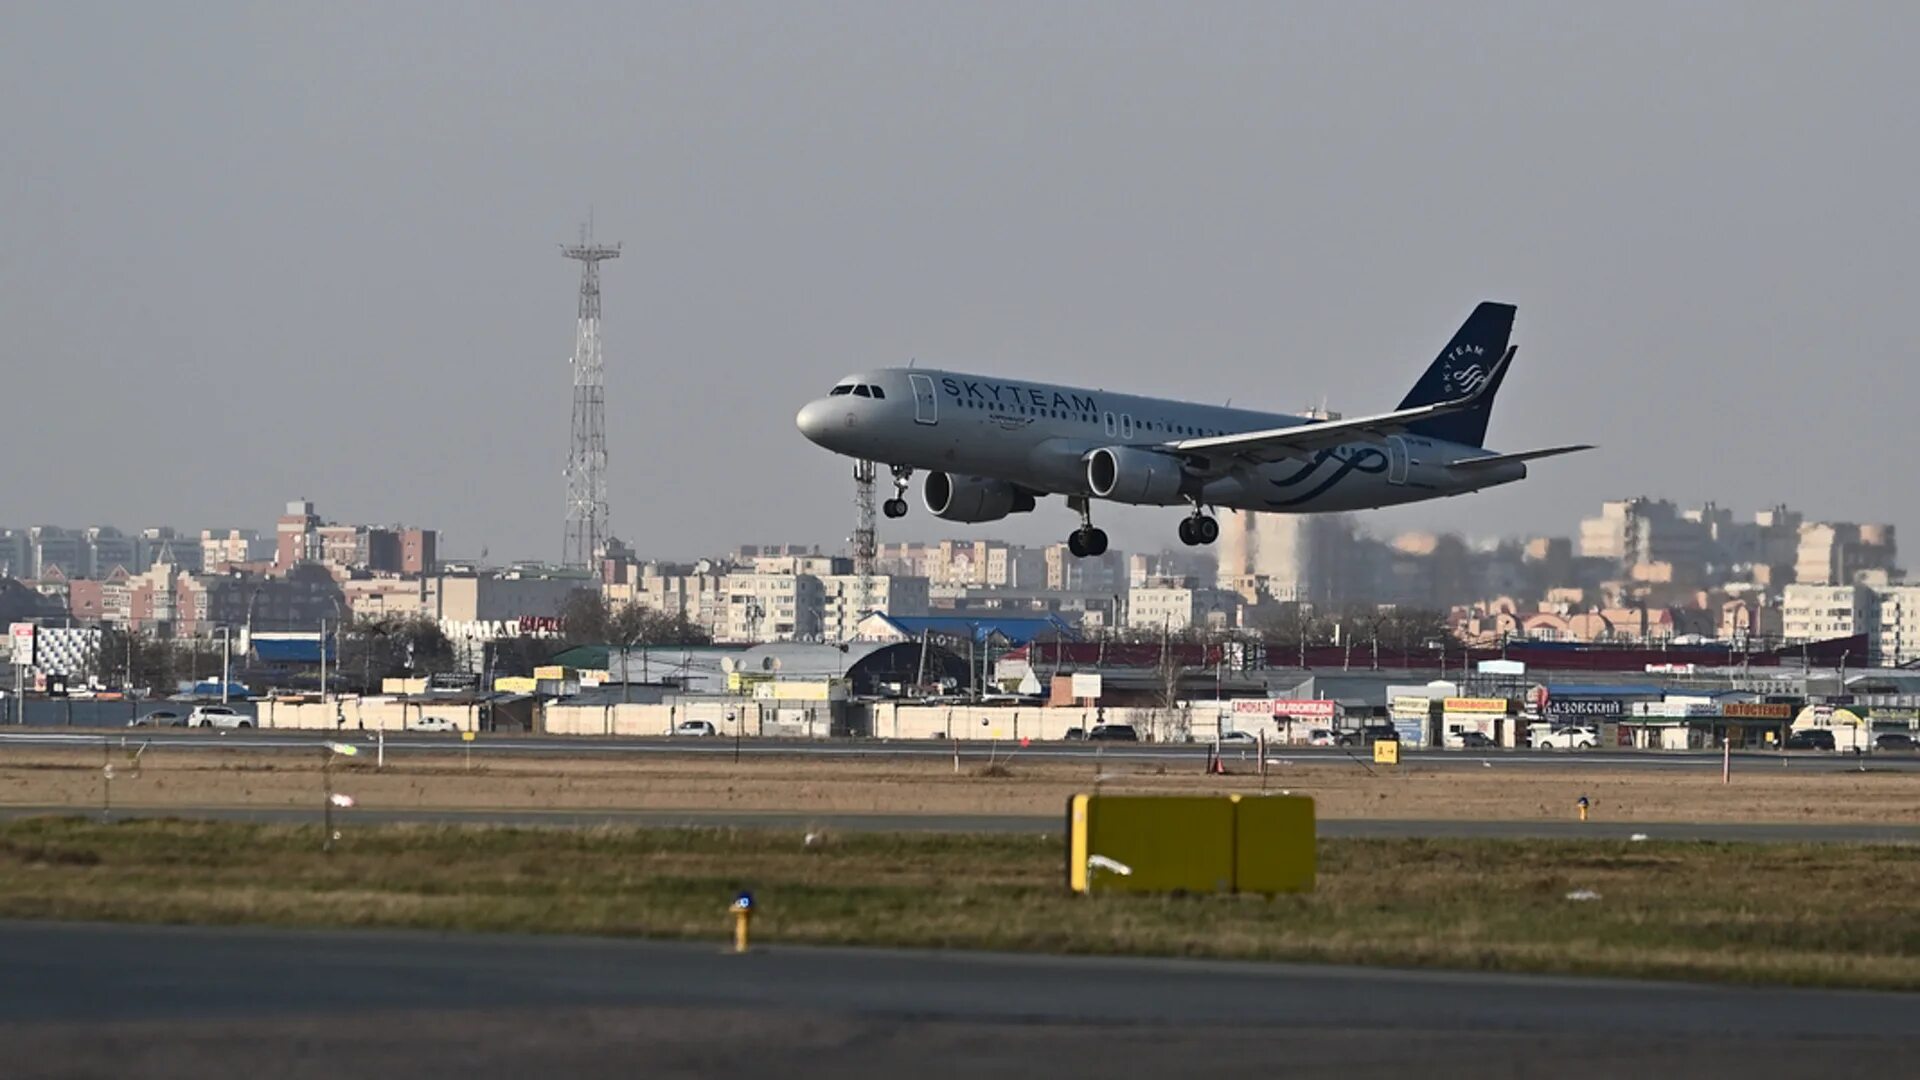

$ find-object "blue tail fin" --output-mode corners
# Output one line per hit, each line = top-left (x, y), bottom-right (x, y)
(1397, 301), (1516, 448)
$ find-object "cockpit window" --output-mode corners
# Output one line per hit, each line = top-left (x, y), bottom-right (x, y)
(853, 385), (872, 397)
(869, 386), (885, 399)
(829, 385), (854, 396)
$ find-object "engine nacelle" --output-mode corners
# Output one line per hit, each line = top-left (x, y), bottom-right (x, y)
(923, 472), (1036, 523)
(1087, 446), (1187, 505)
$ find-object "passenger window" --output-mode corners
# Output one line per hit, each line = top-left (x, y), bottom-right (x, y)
(853, 385), (872, 397)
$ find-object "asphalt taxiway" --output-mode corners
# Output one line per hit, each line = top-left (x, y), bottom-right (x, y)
(0, 921), (1911, 1078)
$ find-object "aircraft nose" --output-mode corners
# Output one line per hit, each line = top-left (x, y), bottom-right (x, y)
(796, 399), (835, 444)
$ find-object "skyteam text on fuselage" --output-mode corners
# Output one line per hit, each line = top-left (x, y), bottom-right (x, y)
(795, 302), (1591, 558)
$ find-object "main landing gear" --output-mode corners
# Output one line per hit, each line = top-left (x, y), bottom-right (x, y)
(881, 465), (913, 518)
(1066, 496), (1109, 558)
(1177, 508), (1219, 547)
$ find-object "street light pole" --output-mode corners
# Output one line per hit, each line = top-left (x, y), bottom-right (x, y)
(220, 626), (232, 705)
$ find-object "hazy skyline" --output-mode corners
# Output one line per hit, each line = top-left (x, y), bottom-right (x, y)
(4, 4), (1915, 564)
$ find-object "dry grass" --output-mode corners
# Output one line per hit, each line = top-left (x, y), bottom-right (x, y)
(3, 744), (1918, 824)
(1, 818), (1916, 989)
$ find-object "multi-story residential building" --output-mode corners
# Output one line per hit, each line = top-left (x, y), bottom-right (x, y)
(200, 529), (271, 572)
(1793, 523), (1898, 586)
(720, 570), (825, 641)
(1781, 583), (1878, 645)
(1126, 576), (1240, 634)
(1042, 542), (1125, 593)
(271, 500), (438, 578)
(1875, 586), (1920, 667)
(0, 529), (28, 578)
(819, 573), (932, 642)
(28, 526), (86, 579)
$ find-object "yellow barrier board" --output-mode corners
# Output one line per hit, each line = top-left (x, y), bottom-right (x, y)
(1068, 794), (1315, 895)
(1067, 794), (1235, 895)
(1373, 740), (1400, 765)
(1232, 794), (1316, 894)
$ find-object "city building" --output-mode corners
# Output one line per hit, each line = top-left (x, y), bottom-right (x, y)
(1781, 583), (1877, 645)
(1793, 523), (1898, 586)
(720, 570), (826, 642)
(1126, 577), (1240, 634)
(819, 574), (932, 642)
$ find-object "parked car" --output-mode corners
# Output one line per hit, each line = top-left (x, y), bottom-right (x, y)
(409, 717), (459, 733)
(1217, 730), (1259, 745)
(1458, 731), (1495, 749)
(187, 705), (251, 729)
(1535, 726), (1598, 750)
(1062, 727), (1087, 741)
(129, 709), (186, 728)
(1305, 728), (1336, 747)
(1785, 729), (1836, 751)
(1337, 725), (1399, 748)
(674, 720), (718, 737)
(1087, 723), (1139, 742)
(1873, 732), (1917, 752)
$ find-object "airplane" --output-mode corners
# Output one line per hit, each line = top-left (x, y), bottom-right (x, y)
(795, 302), (1590, 558)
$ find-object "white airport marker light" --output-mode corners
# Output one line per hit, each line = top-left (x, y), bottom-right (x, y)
(329, 793), (356, 809)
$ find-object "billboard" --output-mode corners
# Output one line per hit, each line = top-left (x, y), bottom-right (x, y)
(8, 623), (33, 667)
(1724, 702), (1793, 720)
(1443, 697), (1508, 714)
(1070, 672), (1103, 699)
(1545, 697), (1627, 719)
(1231, 698), (1336, 719)
(1390, 695), (1434, 717)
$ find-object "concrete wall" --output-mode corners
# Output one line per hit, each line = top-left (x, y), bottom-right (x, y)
(253, 697), (484, 731)
(865, 704), (1189, 742)
(543, 699), (768, 737)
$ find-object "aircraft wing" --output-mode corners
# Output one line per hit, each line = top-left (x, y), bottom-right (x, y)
(1446, 444), (1594, 471)
(1162, 346), (1516, 465)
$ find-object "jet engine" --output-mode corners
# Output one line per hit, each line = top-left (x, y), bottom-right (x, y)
(1087, 446), (1187, 505)
(923, 472), (1037, 523)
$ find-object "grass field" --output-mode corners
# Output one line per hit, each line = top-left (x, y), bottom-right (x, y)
(2, 817), (1916, 990)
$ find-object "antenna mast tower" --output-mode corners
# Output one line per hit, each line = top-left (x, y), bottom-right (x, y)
(850, 460), (877, 635)
(561, 222), (620, 568)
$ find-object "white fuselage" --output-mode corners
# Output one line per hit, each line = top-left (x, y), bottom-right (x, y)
(795, 367), (1527, 515)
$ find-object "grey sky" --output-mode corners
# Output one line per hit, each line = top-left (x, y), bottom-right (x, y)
(3, 3), (1915, 562)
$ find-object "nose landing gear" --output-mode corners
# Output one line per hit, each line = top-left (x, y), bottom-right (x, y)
(882, 465), (913, 518)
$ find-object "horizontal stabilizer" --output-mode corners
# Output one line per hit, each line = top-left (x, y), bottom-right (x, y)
(1448, 445), (1594, 471)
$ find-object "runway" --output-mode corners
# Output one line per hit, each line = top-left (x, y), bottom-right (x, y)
(5, 729), (1915, 773)
(0, 921), (1911, 1078)
(3, 802), (1916, 844)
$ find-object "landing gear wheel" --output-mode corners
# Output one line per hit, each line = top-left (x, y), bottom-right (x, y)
(882, 498), (908, 519)
(1195, 515), (1219, 545)
(1066, 496), (1106, 557)
(1072, 527), (1108, 557)
(1178, 518), (1198, 546)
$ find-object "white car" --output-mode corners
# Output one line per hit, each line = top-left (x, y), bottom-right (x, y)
(674, 720), (717, 737)
(1217, 730), (1259, 745)
(1306, 728), (1336, 747)
(188, 705), (252, 729)
(410, 717), (459, 733)
(1535, 726), (1598, 750)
